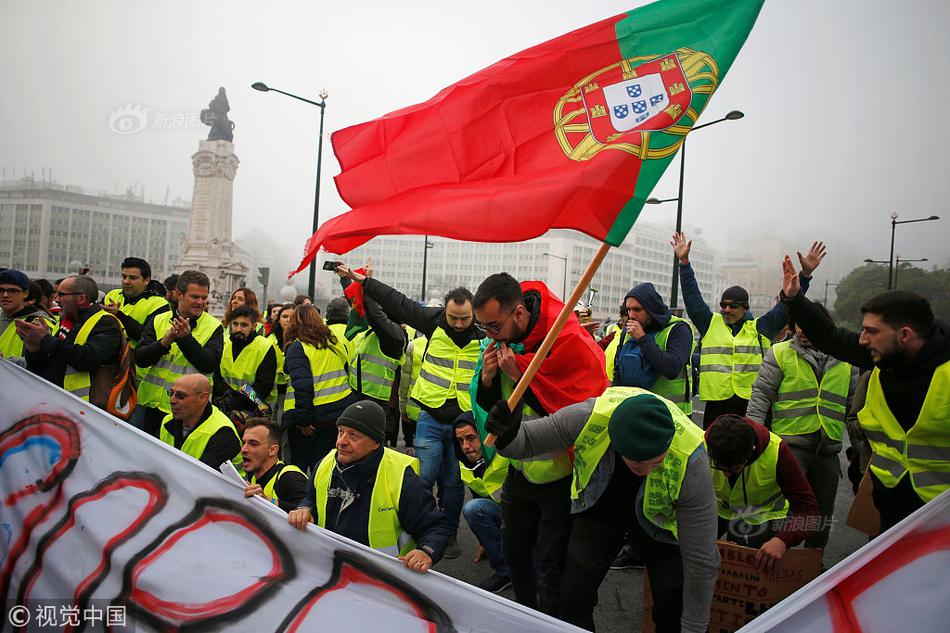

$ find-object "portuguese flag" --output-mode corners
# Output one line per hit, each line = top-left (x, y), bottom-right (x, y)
(292, 0), (765, 274)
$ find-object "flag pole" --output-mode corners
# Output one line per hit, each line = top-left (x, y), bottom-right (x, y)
(485, 241), (612, 447)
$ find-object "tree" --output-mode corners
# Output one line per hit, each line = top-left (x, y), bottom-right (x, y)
(833, 263), (949, 330)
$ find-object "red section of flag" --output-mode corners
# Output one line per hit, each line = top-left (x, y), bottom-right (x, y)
(291, 13), (639, 274)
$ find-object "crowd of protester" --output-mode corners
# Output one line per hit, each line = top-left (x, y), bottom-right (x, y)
(1, 233), (947, 632)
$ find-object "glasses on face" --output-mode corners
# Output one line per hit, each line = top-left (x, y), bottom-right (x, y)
(0, 287), (26, 296)
(474, 306), (517, 334)
(710, 451), (754, 473)
(719, 301), (748, 310)
(55, 291), (82, 298)
(167, 389), (197, 400)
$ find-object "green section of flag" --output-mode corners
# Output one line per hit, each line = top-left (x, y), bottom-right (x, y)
(604, 0), (765, 246)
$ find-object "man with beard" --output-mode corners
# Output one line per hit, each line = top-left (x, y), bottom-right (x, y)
(241, 417), (307, 511)
(781, 256), (950, 531)
(213, 305), (277, 430)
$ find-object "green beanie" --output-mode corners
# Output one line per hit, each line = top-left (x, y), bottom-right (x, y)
(607, 394), (675, 461)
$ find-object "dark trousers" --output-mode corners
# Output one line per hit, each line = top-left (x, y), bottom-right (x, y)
(701, 395), (750, 429)
(289, 424), (337, 474)
(871, 471), (926, 533)
(500, 468), (572, 616)
(718, 516), (775, 549)
(402, 416), (417, 448)
(559, 472), (683, 632)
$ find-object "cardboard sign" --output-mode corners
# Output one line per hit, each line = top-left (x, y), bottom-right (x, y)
(846, 469), (881, 537)
(643, 541), (821, 633)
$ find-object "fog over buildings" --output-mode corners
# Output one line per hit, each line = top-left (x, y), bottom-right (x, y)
(2, 0), (948, 305)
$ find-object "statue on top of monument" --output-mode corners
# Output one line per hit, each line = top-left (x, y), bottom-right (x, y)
(201, 87), (235, 142)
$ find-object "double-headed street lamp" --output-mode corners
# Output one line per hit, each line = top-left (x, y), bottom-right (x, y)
(895, 256), (928, 289)
(887, 212), (939, 290)
(543, 252), (568, 300)
(645, 109), (745, 309)
(252, 81), (328, 301)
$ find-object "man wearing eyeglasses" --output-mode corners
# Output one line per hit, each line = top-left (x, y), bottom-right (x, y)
(671, 233), (826, 428)
(1, 269), (53, 366)
(705, 414), (820, 573)
(17, 274), (122, 405)
(336, 264), (481, 561)
(159, 373), (242, 471)
(471, 272), (607, 615)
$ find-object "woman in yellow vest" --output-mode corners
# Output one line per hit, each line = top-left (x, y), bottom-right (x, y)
(266, 304), (294, 419)
(705, 414), (821, 570)
(282, 304), (356, 472)
(485, 388), (720, 632)
(746, 303), (857, 551)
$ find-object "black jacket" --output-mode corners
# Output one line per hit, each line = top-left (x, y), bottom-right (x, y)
(135, 309), (224, 374)
(25, 305), (122, 388)
(302, 446), (447, 561)
(213, 331), (277, 412)
(281, 340), (354, 430)
(248, 461), (308, 512)
(162, 403), (241, 469)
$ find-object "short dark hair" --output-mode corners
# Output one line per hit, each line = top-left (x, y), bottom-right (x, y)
(243, 417), (281, 445)
(706, 415), (757, 467)
(27, 281), (42, 305)
(861, 290), (934, 336)
(121, 257), (151, 279)
(70, 275), (99, 304)
(454, 417), (478, 434)
(444, 286), (474, 308)
(473, 273), (522, 310)
(164, 274), (179, 292)
(230, 305), (259, 323)
(176, 270), (210, 293)
(33, 278), (54, 299)
(325, 297), (350, 323)
(293, 294), (311, 306)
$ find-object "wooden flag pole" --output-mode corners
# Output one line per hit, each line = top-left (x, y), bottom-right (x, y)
(484, 241), (612, 447)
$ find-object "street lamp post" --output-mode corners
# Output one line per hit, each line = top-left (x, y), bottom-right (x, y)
(252, 81), (329, 301)
(645, 110), (744, 308)
(543, 252), (568, 300)
(894, 256), (928, 289)
(823, 281), (839, 306)
(887, 213), (940, 290)
(420, 236), (435, 302)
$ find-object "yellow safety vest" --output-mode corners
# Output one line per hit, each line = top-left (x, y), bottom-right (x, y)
(404, 336), (427, 422)
(329, 322), (352, 356)
(249, 461), (306, 505)
(712, 431), (790, 525)
(348, 328), (401, 400)
(603, 323), (623, 382)
(771, 341), (851, 441)
(61, 309), (117, 401)
(500, 371), (573, 484)
(699, 314), (770, 401)
(137, 311), (223, 412)
(159, 405), (243, 472)
(314, 448), (420, 556)
(0, 313), (54, 361)
(460, 455), (510, 502)
(859, 361), (950, 503)
(409, 328), (480, 411)
(220, 335), (275, 402)
(103, 289), (168, 346)
(572, 386), (704, 538)
(284, 340), (351, 411)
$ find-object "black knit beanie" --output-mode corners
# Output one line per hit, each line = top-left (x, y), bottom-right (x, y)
(336, 400), (386, 444)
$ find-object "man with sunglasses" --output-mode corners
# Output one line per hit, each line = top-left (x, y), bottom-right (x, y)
(671, 233), (826, 428)
(705, 414), (820, 572)
(159, 373), (242, 471)
(18, 274), (123, 406)
(471, 272), (607, 615)
(1, 268), (53, 366)
(337, 264), (481, 560)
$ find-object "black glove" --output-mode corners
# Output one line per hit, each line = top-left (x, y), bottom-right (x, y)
(485, 399), (523, 450)
(846, 447), (862, 495)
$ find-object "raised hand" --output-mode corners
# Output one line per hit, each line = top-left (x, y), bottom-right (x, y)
(797, 241), (827, 277)
(481, 341), (499, 386)
(497, 342), (523, 382)
(670, 232), (692, 264)
(782, 256), (801, 298)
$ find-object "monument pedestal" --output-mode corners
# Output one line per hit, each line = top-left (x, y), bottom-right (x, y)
(177, 139), (247, 312)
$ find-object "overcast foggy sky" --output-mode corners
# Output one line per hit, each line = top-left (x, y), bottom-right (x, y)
(2, 0), (949, 278)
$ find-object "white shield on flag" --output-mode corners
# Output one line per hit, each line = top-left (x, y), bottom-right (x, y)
(602, 73), (669, 133)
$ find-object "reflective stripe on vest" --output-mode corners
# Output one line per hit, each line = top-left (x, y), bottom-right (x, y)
(572, 386), (704, 538)
(699, 314), (770, 401)
(1, 314), (54, 361)
(858, 361), (950, 503)
(408, 328), (480, 411)
(265, 332), (288, 407)
(405, 337), (426, 422)
(104, 289), (169, 349)
(771, 341), (850, 440)
(159, 405), (243, 472)
(284, 340), (351, 411)
(250, 461), (306, 505)
(138, 312), (222, 412)
(501, 372), (572, 484)
(652, 316), (696, 414)
(314, 448), (420, 556)
(62, 309), (115, 401)
(712, 431), (789, 525)
(460, 455), (510, 502)
(221, 335), (274, 400)
(348, 329), (401, 400)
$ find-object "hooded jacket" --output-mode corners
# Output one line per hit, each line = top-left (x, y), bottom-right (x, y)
(614, 283), (693, 386)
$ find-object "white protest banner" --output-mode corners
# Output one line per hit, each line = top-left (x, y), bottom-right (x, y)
(0, 361), (579, 632)
(739, 487), (950, 632)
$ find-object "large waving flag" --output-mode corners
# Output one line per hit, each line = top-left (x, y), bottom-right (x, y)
(292, 0), (764, 274)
